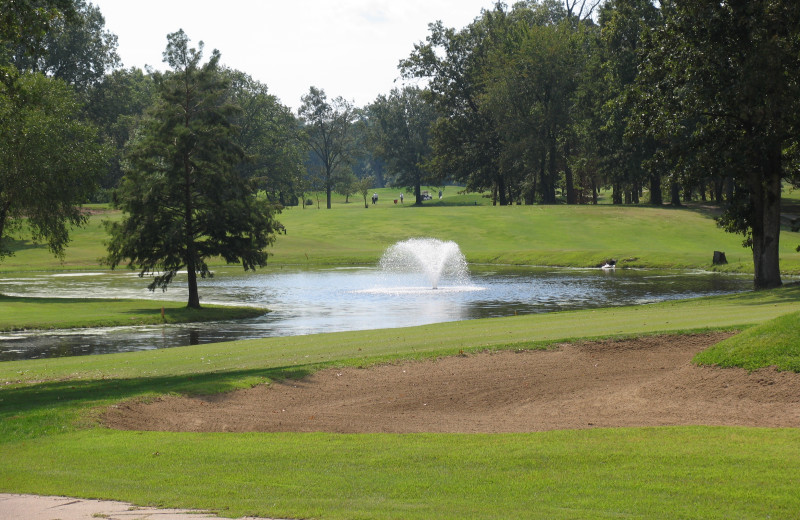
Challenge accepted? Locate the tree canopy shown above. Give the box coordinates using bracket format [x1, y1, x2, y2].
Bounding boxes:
[368, 86, 436, 205]
[0, 71, 107, 259]
[633, 0, 800, 289]
[298, 87, 357, 209]
[0, 0, 108, 261]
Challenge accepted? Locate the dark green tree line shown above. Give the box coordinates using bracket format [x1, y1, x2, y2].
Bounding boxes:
[632, 0, 800, 289]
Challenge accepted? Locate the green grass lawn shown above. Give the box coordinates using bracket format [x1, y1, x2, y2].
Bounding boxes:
[2, 286, 800, 519]
[4, 195, 800, 274]
[0, 295, 266, 331]
[3, 196, 800, 518]
[695, 310, 800, 371]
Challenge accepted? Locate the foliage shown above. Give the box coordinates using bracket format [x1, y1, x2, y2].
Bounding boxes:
[633, 0, 800, 289]
[368, 86, 437, 204]
[9, 0, 119, 92]
[0, 0, 75, 82]
[84, 67, 155, 190]
[298, 86, 357, 209]
[105, 30, 280, 308]
[226, 68, 304, 207]
[401, 14, 505, 203]
[0, 72, 108, 260]
[401, 2, 597, 206]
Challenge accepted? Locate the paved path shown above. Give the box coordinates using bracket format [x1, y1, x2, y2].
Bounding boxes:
[0, 494, 276, 520]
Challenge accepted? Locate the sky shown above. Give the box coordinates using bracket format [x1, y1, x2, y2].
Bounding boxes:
[91, 0, 498, 110]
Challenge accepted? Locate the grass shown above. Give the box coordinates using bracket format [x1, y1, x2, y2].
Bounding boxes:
[4, 192, 800, 273]
[2, 286, 800, 519]
[0, 295, 267, 332]
[3, 194, 800, 518]
[694, 310, 800, 371]
[2, 428, 798, 520]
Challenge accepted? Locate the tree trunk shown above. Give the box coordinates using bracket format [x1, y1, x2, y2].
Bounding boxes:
[750, 142, 783, 290]
[541, 140, 557, 204]
[564, 143, 576, 205]
[670, 182, 682, 207]
[182, 142, 201, 309]
[186, 262, 200, 309]
[612, 183, 622, 205]
[650, 172, 663, 205]
[497, 172, 507, 206]
[713, 178, 723, 203]
[326, 183, 332, 209]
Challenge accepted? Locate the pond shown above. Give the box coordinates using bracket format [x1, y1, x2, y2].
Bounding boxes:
[0, 265, 753, 361]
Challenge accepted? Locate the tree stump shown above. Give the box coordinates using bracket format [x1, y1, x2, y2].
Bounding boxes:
[713, 251, 728, 265]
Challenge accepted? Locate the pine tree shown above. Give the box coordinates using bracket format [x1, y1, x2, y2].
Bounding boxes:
[106, 30, 280, 308]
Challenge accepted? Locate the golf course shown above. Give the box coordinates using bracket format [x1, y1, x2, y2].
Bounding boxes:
[2, 192, 800, 519]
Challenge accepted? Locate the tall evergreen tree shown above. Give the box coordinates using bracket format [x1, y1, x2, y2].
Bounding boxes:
[106, 30, 280, 308]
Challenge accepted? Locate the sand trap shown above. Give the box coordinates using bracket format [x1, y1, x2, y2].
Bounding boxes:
[104, 333, 800, 433]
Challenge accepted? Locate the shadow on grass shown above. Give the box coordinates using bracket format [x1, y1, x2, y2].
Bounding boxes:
[714, 283, 800, 305]
[0, 237, 45, 253]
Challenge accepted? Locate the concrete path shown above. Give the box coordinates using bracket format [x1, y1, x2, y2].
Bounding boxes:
[0, 494, 277, 520]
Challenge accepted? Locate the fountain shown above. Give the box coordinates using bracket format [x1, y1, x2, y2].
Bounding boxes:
[378, 238, 470, 290]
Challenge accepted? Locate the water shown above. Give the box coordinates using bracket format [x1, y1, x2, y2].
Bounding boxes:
[0, 265, 754, 361]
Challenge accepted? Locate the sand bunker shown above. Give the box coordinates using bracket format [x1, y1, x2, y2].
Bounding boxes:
[104, 333, 800, 433]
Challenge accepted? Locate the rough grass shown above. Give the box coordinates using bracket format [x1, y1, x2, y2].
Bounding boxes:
[694, 310, 800, 372]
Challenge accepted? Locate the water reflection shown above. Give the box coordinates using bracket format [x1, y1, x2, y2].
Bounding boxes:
[0, 266, 754, 361]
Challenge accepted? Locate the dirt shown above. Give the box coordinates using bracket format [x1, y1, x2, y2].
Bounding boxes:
[103, 333, 800, 433]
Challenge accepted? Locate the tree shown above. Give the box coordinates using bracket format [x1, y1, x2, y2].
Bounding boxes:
[334, 170, 358, 203]
[10, 0, 119, 92]
[483, 11, 584, 205]
[355, 175, 375, 209]
[368, 86, 437, 205]
[591, 0, 661, 205]
[298, 87, 356, 209]
[226, 69, 304, 206]
[401, 14, 506, 204]
[635, 0, 800, 290]
[0, 72, 107, 260]
[1, 0, 75, 69]
[105, 30, 280, 308]
[85, 67, 155, 192]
